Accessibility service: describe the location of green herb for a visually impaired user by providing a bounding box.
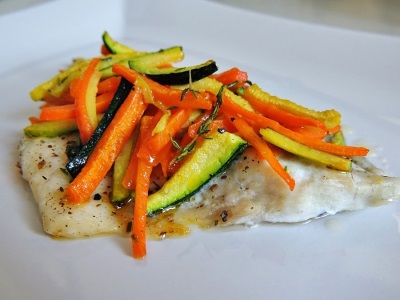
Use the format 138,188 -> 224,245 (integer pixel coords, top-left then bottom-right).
180,70 -> 198,101
180,87 -> 198,101
171,85 -> 225,163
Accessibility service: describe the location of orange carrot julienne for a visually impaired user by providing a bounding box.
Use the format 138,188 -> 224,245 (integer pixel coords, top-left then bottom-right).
273,125 -> 369,157
220,91 -> 279,129
208,118 -> 236,134
287,126 -> 328,139
219,92 -> 367,157
157,142 -> 176,177
112,64 -> 212,110
243,111 -> 367,157
187,111 -> 211,138
121,138 -> 140,190
246,95 -> 327,130
94,91 -> 116,114
227,115 -> 295,190
74,58 -> 102,144
131,158 -> 152,259
40,104 -> 75,121
39,91 -> 115,121
66,88 -> 147,203
137,111 -> 168,160
97,76 -> 121,95
220,91 -> 325,135
122,115 -> 159,189
188,116 -> 235,138
128,114 -> 168,258
69,77 -> 81,99
211,67 -> 248,88
144,107 -> 194,156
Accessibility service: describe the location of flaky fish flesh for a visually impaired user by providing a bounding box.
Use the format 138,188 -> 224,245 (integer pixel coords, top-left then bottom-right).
19,135 -> 400,238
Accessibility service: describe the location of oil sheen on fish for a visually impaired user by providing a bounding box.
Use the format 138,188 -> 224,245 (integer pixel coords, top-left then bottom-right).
19,135 -> 400,238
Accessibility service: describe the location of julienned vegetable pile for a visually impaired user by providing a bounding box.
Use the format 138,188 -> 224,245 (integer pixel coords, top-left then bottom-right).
25,31 -> 369,259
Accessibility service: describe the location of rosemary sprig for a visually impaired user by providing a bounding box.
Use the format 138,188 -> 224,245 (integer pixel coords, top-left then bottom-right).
171,85 -> 225,163
180,69 -> 198,101
180,87 -> 198,101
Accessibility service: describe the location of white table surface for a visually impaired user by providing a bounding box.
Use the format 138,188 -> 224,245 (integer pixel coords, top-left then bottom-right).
1,0 -> 399,36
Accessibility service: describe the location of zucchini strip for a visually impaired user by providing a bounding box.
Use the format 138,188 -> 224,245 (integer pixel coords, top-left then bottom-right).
147,131 -> 248,215
66,77 -> 133,178
24,119 -> 78,137
102,31 -> 143,55
130,59 -> 218,85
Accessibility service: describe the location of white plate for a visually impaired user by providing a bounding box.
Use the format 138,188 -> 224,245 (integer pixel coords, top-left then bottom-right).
1,0 -> 400,299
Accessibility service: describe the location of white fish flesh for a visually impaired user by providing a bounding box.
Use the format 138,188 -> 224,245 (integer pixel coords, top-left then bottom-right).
19,135 -> 132,238
175,148 -> 400,228
19,135 -> 400,238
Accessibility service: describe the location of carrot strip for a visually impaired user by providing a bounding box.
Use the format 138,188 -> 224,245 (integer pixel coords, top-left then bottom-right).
208,118 -> 236,134
187,111 -> 211,138
287,126 -> 327,139
220,91 -> 279,129
66,88 -> 147,203
144,108 -> 194,156
130,115 -> 164,258
188,116 -> 236,138
69,77 -> 81,99
97,76 -> 121,95
40,104 -> 75,121
226,115 -> 295,190
121,138 -> 140,190
245,95 -> 327,130
272,125 -> 369,157
163,131 -> 194,175
122,115 -> 159,189
112,64 -> 212,110
39,91 -> 115,121
221,92 -> 368,157
131,158 -> 152,259
74,58 -> 102,144
211,67 -> 248,88
243,84 -> 341,129
94,91 -> 116,114
155,142 -> 174,177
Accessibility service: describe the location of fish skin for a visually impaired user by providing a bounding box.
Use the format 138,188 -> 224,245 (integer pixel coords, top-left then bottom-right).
19,136 -> 400,237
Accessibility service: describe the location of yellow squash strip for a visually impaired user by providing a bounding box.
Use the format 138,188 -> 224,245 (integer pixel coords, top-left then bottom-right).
152,110 -> 171,135
112,129 -> 138,203
30,53 -> 147,101
260,127 -> 352,171
244,84 -> 341,129
30,59 -> 88,101
189,77 -> 255,112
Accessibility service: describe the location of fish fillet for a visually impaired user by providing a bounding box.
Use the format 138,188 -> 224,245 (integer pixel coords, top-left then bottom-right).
19,135 -> 400,238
